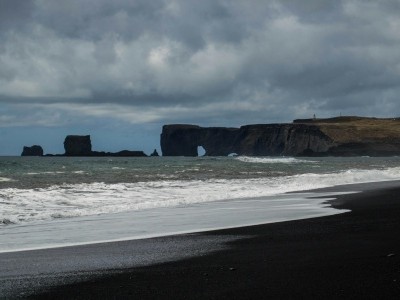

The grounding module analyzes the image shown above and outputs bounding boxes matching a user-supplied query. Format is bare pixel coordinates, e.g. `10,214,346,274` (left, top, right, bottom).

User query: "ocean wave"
26,172,66,175
236,156,315,164
1,166,399,226
0,177,14,182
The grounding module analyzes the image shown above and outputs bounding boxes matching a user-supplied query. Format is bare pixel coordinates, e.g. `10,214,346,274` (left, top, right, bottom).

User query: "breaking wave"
1,166,399,226
236,156,315,164
0,177,14,182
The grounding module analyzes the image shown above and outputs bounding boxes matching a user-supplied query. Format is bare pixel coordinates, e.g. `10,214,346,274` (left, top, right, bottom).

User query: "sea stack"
150,149,159,156
21,145,44,156
64,135,92,156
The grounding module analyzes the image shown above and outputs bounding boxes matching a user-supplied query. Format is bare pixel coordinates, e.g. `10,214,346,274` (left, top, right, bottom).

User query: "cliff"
161,117,400,156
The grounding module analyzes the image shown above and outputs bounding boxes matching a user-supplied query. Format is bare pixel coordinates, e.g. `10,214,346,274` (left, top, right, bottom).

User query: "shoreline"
0,189,356,254
3,179,400,255
1,180,400,298
0,190,349,255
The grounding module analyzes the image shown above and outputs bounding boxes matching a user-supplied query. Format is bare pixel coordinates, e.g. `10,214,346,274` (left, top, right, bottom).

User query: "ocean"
1,156,400,253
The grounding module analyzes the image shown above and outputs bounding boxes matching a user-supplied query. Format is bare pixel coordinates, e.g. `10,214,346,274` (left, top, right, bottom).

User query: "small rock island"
21,145,44,156
64,135,92,156
150,149,160,157
22,135,147,157
63,135,147,157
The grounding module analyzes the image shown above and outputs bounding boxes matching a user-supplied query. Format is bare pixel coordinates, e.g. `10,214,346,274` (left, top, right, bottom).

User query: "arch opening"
197,146,206,156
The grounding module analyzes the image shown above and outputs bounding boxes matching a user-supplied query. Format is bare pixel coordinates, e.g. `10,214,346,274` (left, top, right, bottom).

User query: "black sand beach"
2,181,400,299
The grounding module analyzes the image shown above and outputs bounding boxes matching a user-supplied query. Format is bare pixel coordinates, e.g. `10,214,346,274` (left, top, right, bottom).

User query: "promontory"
161,116,400,156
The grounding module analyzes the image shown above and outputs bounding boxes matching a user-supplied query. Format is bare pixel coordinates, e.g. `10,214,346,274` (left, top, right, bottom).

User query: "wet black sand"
2,181,400,299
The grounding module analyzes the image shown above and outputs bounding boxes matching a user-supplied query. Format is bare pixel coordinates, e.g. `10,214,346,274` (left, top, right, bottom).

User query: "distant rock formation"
150,149,159,156
161,117,400,157
90,150,147,157
63,135,146,157
161,124,331,156
64,135,92,156
21,145,43,156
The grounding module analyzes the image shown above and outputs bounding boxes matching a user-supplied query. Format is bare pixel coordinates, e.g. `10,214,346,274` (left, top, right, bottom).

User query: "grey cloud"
0,0,399,129
0,0,34,32
32,0,164,41
280,0,344,23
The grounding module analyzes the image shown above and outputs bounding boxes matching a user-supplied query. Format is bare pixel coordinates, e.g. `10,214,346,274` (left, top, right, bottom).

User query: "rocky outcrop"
63,135,147,157
64,135,92,156
21,145,44,156
161,117,400,156
114,150,147,157
150,149,160,156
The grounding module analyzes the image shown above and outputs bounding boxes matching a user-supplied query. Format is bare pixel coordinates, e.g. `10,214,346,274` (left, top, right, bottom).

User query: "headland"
161,116,400,156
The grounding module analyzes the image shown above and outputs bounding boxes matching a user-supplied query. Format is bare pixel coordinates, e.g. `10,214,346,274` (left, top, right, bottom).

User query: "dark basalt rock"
112,150,147,157
161,125,240,156
21,145,44,156
90,150,147,157
150,149,160,156
63,135,147,157
161,124,333,156
161,117,400,157
64,135,92,156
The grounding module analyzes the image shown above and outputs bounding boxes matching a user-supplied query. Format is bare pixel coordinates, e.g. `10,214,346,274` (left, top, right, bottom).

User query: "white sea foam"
0,218,15,225
0,177,13,182
0,192,351,253
236,156,315,164
1,166,399,226
26,171,66,175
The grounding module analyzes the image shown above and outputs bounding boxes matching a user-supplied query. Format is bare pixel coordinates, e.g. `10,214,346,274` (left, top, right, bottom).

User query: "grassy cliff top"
293,116,400,143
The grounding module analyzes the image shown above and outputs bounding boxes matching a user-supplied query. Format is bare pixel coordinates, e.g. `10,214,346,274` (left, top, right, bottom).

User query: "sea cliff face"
161,124,334,156
161,117,400,156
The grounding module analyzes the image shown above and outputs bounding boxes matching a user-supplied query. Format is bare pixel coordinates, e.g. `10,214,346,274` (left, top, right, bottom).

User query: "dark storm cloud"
33,0,163,41
1,0,400,127
0,0,34,32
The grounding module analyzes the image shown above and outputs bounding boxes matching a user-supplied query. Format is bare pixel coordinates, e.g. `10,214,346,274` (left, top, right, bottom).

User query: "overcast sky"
1,0,400,155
